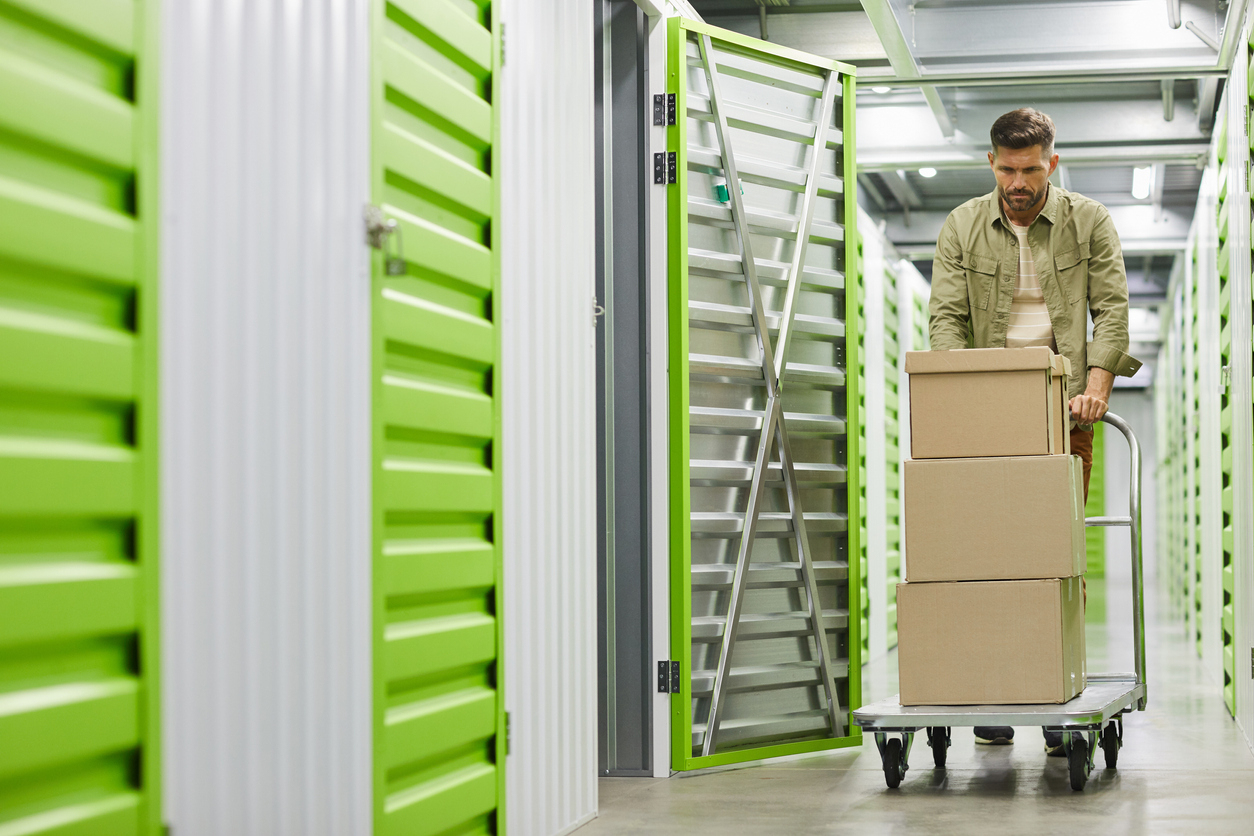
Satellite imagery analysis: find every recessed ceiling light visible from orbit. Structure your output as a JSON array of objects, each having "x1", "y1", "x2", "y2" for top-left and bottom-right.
[
  {"x1": 918, "y1": 167, "x2": 938, "y2": 178},
  {"x1": 1132, "y1": 165, "x2": 1153, "y2": 200},
  {"x1": 872, "y1": 86, "x2": 891, "y2": 94}
]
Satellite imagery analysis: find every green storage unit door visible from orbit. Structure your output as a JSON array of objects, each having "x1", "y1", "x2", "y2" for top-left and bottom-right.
[
  {"x1": 368, "y1": 1, "x2": 503, "y2": 833},
  {"x1": 0, "y1": 2, "x2": 158, "y2": 834}
]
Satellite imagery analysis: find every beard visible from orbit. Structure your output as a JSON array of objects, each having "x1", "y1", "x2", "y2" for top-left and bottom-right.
[{"x1": 1000, "y1": 182, "x2": 1047, "y2": 213}]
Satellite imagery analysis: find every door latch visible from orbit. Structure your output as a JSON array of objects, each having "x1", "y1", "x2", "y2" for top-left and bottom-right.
[{"x1": 364, "y1": 205, "x2": 407, "y2": 275}]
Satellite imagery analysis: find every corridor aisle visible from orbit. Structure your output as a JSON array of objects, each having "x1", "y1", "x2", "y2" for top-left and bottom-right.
[{"x1": 583, "y1": 579, "x2": 1254, "y2": 835}]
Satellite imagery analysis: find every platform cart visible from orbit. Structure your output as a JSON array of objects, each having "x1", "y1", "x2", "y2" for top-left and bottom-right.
[{"x1": 852, "y1": 412, "x2": 1148, "y2": 791}]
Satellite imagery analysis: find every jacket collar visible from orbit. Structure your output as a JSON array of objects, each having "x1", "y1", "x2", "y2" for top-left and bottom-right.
[{"x1": 987, "y1": 184, "x2": 1059, "y2": 228}]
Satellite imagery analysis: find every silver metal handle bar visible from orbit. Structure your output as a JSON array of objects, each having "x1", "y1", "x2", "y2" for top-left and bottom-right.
[{"x1": 1085, "y1": 411, "x2": 1147, "y2": 710}]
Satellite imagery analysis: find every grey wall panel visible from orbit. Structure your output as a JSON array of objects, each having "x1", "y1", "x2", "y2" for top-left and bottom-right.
[
  {"x1": 500, "y1": 0, "x2": 601, "y2": 831},
  {"x1": 159, "y1": 2, "x2": 374, "y2": 833}
]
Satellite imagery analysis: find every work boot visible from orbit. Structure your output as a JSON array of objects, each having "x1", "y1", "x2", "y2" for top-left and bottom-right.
[
  {"x1": 1042, "y1": 728, "x2": 1066, "y2": 757},
  {"x1": 974, "y1": 726, "x2": 1014, "y2": 745}
]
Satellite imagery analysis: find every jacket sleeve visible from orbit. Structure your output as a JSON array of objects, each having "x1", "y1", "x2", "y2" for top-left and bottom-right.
[
  {"x1": 1086, "y1": 208, "x2": 1142, "y2": 377},
  {"x1": 928, "y1": 215, "x2": 972, "y2": 350}
]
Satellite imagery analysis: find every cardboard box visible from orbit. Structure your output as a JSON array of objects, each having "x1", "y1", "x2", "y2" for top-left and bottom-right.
[
  {"x1": 897, "y1": 577, "x2": 1086, "y2": 705},
  {"x1": 905, "y1": 347, "x2": 1071, "y2": 459},
  {"x1": 903, "y1": 454, "x2": 1086, "y2": 582}
]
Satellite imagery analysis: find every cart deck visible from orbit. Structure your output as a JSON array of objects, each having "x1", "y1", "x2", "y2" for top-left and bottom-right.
[
  {"x1": 854, "y1": 673, "x2": 1146, "y2": 732},
  {"x1": 854, "y1": 413, "x2": 1149, "y2": 791}
]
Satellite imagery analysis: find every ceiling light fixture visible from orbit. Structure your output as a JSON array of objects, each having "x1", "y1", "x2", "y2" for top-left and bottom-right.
[
  {"x1": 1131, "y1": 165, "x2": 1154, "y2": 200},
  {"x1": 871, "y1": 86, "x2": 891, "y2": 94},
  {"x1": 918, "y1": 167, "x2": 938, "y2": 178}
]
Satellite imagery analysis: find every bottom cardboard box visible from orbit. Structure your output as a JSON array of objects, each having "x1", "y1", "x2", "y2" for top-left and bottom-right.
[{"x1": 897, "y1": 577, "x2": 1086, "y2": 706}]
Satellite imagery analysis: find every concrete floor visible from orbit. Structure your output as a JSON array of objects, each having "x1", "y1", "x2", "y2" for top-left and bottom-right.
[{"x1": 582, "y1": 581, "x2": 1254, "y2": 835}]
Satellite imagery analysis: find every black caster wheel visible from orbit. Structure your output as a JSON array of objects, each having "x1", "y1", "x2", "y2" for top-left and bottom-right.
[
  {"x1": 926, "y1": 727, "x2": 950, "y2": 768},
  {"x1": 883, "y1": 738, "x2": 905, "y2": 788},
  {"x1": 1068, "y1": 734, "x2": 1090, "y2": 791},
  {"x1": 1100, "y1": 722, "x2": 1120, "y2": 770}
]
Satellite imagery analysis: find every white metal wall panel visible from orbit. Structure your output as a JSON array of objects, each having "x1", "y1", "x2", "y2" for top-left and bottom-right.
[
  {"x1": 159, "y1": 2, "x2": 374, "y2": 834},
  {"x1": 500, "y1": 0, "x2": 600, "y2": 832}
]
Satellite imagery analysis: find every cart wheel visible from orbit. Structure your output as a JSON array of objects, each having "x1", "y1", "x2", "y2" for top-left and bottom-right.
[
  {"x1": 927, "y1": 727, "x2": 949, "y2": 768},
  {"x1": 883, "y1": 738, "x2": 905, "y2": 788},
  {"x1": 1068, "y1": 735, "x2": 1089, "y2": 791},
  {"x1": 1100, "y1": 724, "x2": 1119, "y2": 770}
]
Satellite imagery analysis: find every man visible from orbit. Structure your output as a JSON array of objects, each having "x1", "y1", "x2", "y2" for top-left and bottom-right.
[{"x1": 927, "y1": 108, "x2": 1142, "y2": 754}]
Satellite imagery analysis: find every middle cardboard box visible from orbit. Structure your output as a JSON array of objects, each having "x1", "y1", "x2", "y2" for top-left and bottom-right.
[{"x1": 904, "y1": 453, "x2": 1086, "y2": 582}]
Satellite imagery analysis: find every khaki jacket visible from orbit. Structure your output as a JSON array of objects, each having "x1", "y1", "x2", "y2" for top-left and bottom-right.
[{"x1": 928, "y1": 186, "x2": 1142, "y2": 406}]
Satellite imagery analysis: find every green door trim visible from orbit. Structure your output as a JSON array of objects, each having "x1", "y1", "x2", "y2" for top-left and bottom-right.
[{"x1": 666, "y1": 16, "x2": 862, "y2": 772}]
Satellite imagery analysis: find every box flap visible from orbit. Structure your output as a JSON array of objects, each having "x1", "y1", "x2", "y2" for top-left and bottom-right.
[
  {"x1": 905, "y1": 346, "x2": 1055, "y2": 375},
  {"x1": 1050, "y1": 354, "x2": 1072, "y2": 377}
]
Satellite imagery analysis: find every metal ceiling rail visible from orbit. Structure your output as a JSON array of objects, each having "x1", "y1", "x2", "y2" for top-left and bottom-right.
[{"x1": 855, "y1": 67, "x2": 1229, "y2": 88}]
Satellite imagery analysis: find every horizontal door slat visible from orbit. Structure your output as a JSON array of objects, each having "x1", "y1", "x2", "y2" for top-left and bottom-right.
[
  {"x1": 383, "y1": 460, "x2": 494, "y2": 514},
  {"x1": 382, "y1": 289, "x2": 494, "y2": 366},
  {"x1": 0, "y1": 562, "x2": 136, "y2": 646},
  {"x1": 0, "y1": 308, "x2": 133, "y2": 399},
  {"x1": 383, "y1": 40, "x2": 490, "y2": 146},
  {"x1": 0, "y1": 441, "x2": 135, "y2": 516},
  {"x1": 0, "y1": 175, "x2": 135, "y2": 284},
  {"x1": 385, "y1": 688, "x2": 495, "y2": 769},
  {"x1": 385, "y1": 613, "x2": 496, "y2": 682},
  {"x1": 0, "y1": 679, "x2": 138, "y2": 779},
  {"x1": 382, "y1": 374, "x2": 492, "y2": 439},
  {"x1": 0, "y1": 50, "x2": 133, "y2": 169}
]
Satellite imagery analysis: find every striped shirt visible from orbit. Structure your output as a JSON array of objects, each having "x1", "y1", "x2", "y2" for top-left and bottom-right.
[{"x1": 1005, "y1": 221, "x2": 1057, "y2": 351}]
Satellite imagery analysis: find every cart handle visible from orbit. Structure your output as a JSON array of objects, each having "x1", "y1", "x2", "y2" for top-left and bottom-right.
[{"x1": 1087, "y1": 411, "x2": 1147, "y2": 710}]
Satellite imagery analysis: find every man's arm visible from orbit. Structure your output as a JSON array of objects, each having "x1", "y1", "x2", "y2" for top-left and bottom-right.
[
  {"x1": 1071, "y1": 208, "x2": 1142, "y2": 422},
  {"x1": 928, "y1": 216, "x2": 971, "y2": 350}
]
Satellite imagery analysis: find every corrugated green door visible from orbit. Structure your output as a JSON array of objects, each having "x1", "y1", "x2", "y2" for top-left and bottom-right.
[
  {"x1": 368, "y1": 1, "x2": 503, "y2": 834},
  {"x1": 0, "y1": 2, "x2": 159, "y2": 834}
]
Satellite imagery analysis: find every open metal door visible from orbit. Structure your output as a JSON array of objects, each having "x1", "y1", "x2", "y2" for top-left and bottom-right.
[
  {"x1": 666, "y1": 17, "x2": 861, "y2": 770},
  {"x1": 367, "y1": 1, "x2": 504, "y2": 833}
]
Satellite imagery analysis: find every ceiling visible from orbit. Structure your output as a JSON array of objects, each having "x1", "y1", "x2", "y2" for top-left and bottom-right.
[
  {"x1": 688, "y1": 0, "x2": 1244, "y2": 280},
  {"x1": 688, "y1": 0, "x2": 1245, "y2": 366}
]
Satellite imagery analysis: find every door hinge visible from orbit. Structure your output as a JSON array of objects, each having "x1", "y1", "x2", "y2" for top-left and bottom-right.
[
  {"x1": 364, "y1": 204, "x2": 406, "y2": 275},
  {"x1": 657, "y1": 660, "x2": 681, "y2": 693},
  {"x1": 653, "y1": 151, "x2": 676, "y2": 185},
  {"x1": 593, "y1": 296, "x2": 606, "y2": 326},
  {"x1": 653, "y1": 93, "x2": 676, "y2": 126},
  {"x1": 505, "y1": 711, "x2": 512, "y2": 756}
]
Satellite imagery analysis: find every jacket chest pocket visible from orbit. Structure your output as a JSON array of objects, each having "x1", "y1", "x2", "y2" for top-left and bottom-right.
[
  {"x1": 962, "y1": 253, "x2": 998, "y2": 310},
  {"x1": 1054, "y1": 241, "x2": 1091, "y2": 303}
]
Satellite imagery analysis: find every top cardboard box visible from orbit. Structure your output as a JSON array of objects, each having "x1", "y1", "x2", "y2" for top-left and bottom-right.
[{"x1": 905, "y1": 347, "x2": 1071, "y2": 459}]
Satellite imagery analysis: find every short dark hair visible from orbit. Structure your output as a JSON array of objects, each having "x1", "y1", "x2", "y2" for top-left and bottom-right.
[{"x1": 990, "y1": 108, "x2": 1056, "y2": 158}]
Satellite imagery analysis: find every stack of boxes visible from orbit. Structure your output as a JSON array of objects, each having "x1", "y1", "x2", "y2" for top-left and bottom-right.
[{"x1": 897, "y1": 347, "x2": 1088, "y2": 706}]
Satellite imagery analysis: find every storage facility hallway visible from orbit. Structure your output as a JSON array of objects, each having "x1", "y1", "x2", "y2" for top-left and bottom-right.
[
  {"x1": 587, "y1": 572, "x2": 1254, "y2": 834},
  {"x1": 6, "y1": 1, "x2": 1254, "y2": 836}
]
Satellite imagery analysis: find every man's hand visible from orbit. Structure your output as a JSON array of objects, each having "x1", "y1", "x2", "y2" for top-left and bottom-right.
[{"x1": 1070, "y1": 367, "x2": 1115, "y2": 423}]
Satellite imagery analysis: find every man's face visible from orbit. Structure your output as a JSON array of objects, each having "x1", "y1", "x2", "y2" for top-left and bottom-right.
[{"x1": 988, "y1": 145, "x2": 1060, "y2": 214}]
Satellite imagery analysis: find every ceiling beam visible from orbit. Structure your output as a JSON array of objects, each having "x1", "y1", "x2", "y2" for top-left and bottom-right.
[
  {"x1": 859, "y1": 143, "x2": 1211, "y2": 172},
  {"x1": 858, "y1": 0, "x2": 955, "y2": 138},
  {"x1": 857, "y1": 173, "x2": 890, "y2": 211},
  {"x1": 856, "y1": 66, "x2": 1228, "y2": 88}
]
